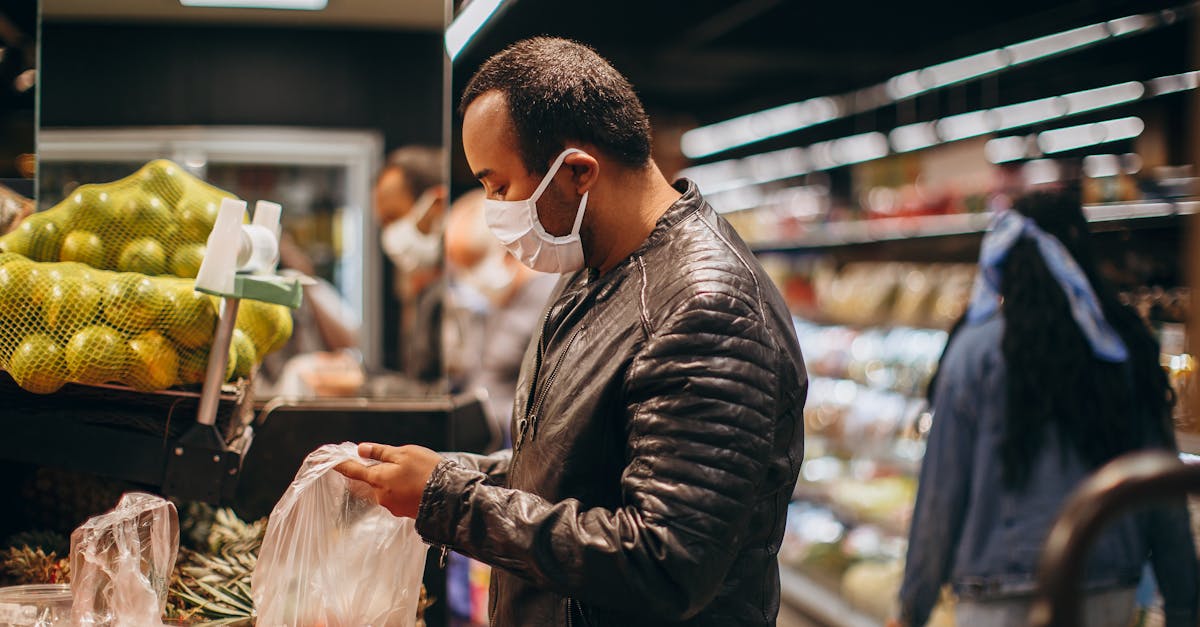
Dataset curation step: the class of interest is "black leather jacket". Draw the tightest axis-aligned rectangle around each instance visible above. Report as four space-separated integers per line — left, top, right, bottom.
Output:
417 180 807 625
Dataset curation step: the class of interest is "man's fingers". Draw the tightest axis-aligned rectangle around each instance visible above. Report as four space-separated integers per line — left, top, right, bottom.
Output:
335 460 374 485
359 442 407 464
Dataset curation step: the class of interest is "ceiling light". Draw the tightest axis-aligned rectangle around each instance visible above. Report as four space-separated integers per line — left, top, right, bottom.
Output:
890 122 939 153
936 111 994 142
1004 23 1109 65
1083 154 1122 178
681 97 840 158
1061 81 1144 114
180 0 326 8
1038 116 1144 154
919 49 1008 92
1107 14 1151 36
1149 70 1200 96
682 7 1170 157
990 96 1064 130
985 136 1030 163
831 132 889 166
445 0 505 61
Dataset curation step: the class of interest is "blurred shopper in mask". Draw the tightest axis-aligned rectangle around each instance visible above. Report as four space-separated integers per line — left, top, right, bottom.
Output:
373 145 447 379
443 188 557 446
337 37 806 626
892 189 1197 627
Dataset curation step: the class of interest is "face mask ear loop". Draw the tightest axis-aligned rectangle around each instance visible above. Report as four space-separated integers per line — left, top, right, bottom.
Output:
570 191 589 236
409 187 440 224
529 148 583 203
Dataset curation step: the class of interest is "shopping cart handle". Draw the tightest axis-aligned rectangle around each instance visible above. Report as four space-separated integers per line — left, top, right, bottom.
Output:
1030 449 1200 627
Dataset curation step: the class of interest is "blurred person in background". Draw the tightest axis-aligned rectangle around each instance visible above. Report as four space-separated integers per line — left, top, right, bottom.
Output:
891 189 1197 627
257 231 363 398
372 145 447 379
443 188 557 447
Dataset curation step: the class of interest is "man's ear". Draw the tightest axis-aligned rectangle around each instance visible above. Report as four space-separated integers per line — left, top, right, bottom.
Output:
563 150 600 196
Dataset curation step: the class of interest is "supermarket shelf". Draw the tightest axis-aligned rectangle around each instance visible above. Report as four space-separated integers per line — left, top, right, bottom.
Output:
779 566 881 627
750 200 1199 252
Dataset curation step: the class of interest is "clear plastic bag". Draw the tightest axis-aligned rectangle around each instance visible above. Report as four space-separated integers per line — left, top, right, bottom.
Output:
69 492 179 627
253 442 428 627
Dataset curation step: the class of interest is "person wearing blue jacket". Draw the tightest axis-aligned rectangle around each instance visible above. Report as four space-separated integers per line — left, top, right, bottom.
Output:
892 188 1198 627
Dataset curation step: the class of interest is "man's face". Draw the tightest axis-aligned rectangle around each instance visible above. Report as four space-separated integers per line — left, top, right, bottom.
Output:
373 167 415 226
462 90 578 237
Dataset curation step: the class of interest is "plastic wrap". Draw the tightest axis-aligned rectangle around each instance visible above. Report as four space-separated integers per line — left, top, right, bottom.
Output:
69 493 179 627
253 442 428 627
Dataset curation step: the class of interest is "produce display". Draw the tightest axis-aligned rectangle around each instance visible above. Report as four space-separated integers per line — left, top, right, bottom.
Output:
0 160 294 394
760 257 975 330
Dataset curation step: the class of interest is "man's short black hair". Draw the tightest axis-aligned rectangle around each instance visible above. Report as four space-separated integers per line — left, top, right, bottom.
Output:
460 37 652 174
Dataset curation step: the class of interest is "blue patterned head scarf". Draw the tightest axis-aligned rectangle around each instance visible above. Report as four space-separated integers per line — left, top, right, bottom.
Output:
966 210 1129 362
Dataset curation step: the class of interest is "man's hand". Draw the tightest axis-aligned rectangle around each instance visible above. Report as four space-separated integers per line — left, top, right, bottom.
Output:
335 443 444 519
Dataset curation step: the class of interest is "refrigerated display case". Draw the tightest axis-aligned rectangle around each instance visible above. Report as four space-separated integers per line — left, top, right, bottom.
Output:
36 126 385 369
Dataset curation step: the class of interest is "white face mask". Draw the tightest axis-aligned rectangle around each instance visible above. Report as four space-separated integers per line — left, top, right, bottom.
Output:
483 148 589 274
382 189 441 272
457 249 515 303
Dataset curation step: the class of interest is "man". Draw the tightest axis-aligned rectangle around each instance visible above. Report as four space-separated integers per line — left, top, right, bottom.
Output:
443 188 558 446
373 145 446 379
338 37 807 626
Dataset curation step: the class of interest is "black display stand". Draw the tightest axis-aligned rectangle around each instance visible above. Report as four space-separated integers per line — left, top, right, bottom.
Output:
0 375 491 627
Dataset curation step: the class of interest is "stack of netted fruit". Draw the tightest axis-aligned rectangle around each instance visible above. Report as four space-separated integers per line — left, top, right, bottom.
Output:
0 160 293 394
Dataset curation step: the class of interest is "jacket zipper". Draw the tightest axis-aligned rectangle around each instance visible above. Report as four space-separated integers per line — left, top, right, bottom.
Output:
525 325 584 440
566 597 575 627
515 308 553 451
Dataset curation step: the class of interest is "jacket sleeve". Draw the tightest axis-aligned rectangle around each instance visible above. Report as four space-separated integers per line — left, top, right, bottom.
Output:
415 290 782 621
898 339 978 627
440 449 512 486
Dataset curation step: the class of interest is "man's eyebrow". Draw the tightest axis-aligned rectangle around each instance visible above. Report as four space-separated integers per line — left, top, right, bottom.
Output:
473 168 492 180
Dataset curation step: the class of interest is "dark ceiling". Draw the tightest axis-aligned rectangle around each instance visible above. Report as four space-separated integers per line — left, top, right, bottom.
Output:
453 0 1191 126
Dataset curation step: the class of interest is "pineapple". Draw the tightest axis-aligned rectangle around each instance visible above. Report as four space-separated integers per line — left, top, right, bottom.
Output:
1 546 70 585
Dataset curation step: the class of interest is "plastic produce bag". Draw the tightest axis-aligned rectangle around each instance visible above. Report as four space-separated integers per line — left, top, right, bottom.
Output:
253 442 428 627
69 493 179 627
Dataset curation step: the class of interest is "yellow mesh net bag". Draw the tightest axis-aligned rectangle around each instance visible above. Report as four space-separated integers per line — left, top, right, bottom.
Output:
0 160 294 394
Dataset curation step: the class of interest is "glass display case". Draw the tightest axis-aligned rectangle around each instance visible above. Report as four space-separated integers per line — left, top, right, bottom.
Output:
36 126 385 369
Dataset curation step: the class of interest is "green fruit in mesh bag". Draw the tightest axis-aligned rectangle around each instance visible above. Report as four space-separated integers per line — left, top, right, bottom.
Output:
177 345 235 386
69 186 121 233
235 299 284 356
117 238 167 275
162 283 217 349
9 333 68 394
7 213 64 262
169 243 205 279
41 277 103 338
119 193 172 238
138 160 187 206
126 330 179 391
59 230 107 267
267 304 293 354
176 195 222 244
102 274 165 333
228 328 256 381
65 325 128 385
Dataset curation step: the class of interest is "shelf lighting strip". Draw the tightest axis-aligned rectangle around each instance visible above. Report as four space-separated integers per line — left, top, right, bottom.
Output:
683 70 1198 202
445 0 506 61
680 5 1188 159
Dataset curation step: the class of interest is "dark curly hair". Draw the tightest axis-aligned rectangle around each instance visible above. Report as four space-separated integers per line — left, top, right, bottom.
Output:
459 36 652 174
933 188 1175 489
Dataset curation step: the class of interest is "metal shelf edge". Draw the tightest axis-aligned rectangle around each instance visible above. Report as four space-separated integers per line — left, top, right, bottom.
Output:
749 200 1199 252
